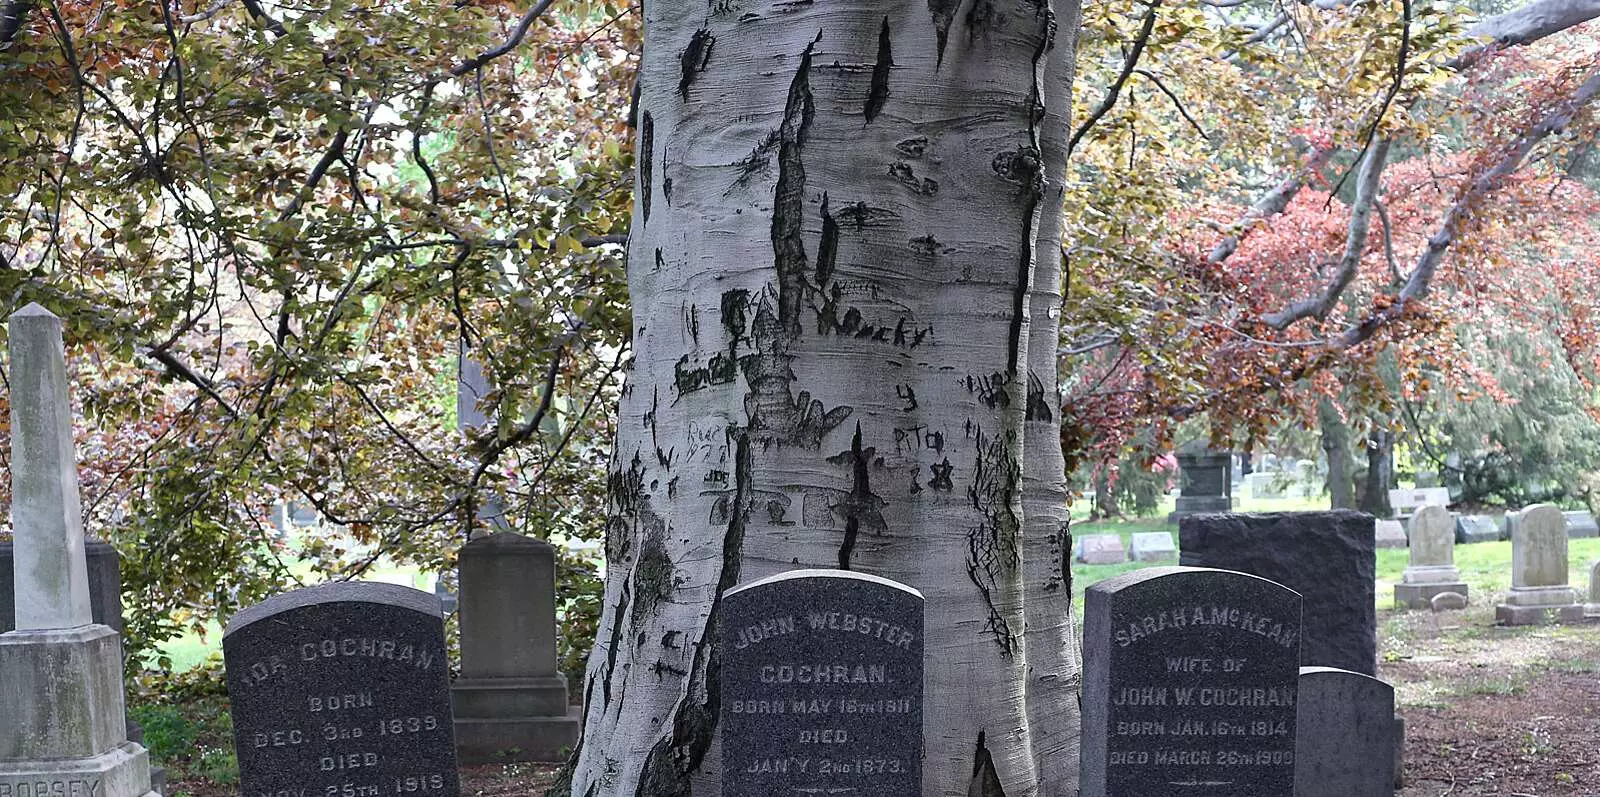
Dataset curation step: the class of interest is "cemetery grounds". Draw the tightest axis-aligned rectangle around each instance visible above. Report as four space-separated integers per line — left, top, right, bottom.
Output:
131 494 1600 797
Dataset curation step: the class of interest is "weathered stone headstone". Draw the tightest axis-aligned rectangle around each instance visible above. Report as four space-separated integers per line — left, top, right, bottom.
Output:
452 533 579 763
1245 472 1285 500
1374 519 1407 549
1394 505 1468 610
223 582 460 797
1129 532 1177 563
1293 666 1396 797
1082 567 1301 797
1078 534 1128 565
1562 510 1598 539
1586 560 1600 621
0 304 158 797
1454 514 1501 544
721 570 923 797
1179 511 1376 675
1496 504 1584 626
1169 443 1232 522
1388 487 1449 517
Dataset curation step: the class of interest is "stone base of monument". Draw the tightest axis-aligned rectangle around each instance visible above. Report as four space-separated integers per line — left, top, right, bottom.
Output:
1167 497 1230 523
1395 582 1469 610
452 677 580 762
1496 587 1584 625
0 742 160 797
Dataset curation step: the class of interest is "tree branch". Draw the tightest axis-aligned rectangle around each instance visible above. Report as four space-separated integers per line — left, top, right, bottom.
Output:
1208 146 1334 264
1068 0 1161 157
1337 69 1600 348
1262 137 1391 329
239 0 286 36
450 0 559 76
1449 0 1600 70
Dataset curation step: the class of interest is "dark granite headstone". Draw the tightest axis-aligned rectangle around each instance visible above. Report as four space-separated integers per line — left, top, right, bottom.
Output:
1294 666 1396 797
1082 567 1302 797
1454 514 1501 545
1179 511 1376 675
224 582 460 797
1170 444 1233 522
721 570 923 797
1563 511 1598 539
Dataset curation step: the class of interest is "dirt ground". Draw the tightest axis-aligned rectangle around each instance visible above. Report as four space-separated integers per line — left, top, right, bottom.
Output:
1383 605 1600 797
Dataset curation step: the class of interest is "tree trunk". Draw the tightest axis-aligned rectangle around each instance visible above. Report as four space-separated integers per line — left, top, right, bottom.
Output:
568 4 1081 797
1359 420 1394 517
1318 398 1354 509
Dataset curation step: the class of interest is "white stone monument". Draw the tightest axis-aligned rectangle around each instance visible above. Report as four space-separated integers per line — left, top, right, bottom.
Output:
1394 505 1468 609
1585 560 1600 621
0 304 159 797
1495 504 1584 626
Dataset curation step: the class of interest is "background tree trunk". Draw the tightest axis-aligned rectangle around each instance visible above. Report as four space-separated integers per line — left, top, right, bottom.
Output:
1319 398 1354 509
567 3 1082 796
1359 420 1394 517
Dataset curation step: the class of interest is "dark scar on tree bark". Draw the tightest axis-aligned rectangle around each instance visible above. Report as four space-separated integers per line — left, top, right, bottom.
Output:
927 0 959 67
772 33 819 339
633 434 750 797
1026 369 1053 421
833 422 887 570
640 111 655 226
816 193 839 289
889 161 938 195
679 29 716 99
965 0 995 42
969 730 1010 796
966 427 1021 656
730 130 781 191
865 17 893 123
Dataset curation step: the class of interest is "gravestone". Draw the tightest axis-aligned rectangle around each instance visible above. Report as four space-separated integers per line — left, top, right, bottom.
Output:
1586 560 1600 621
721 570 923 797
1245 472 1284 500
1388 487 1449 518
452 533 579 762
1394 505 1468 610
0 539 122 633
1293 666 1395 797
0 304 158 797
1374 520 1407 549
1179 511 1375 675
1454 514 1501 544
1169 443 1232 522
1430 592 1468 612
1496 504 1584 626
1078 534 1128 565
1562 511 1598 539
1082 567 1301 797
1129 532 1177 563
223 582 460 797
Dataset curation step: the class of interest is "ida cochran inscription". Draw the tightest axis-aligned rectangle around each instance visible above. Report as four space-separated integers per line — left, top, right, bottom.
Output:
721 570 923 797
1082 567 1303 797
223 582 460 797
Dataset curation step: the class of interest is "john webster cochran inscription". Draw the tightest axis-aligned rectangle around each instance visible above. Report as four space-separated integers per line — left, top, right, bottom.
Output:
721 569 923 797
1082 566 1303 797
223 582 460 797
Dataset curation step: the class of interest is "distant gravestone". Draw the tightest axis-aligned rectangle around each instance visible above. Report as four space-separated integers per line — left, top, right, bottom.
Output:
1430 592 1467 612
1180 511 1376 675
224 582 460 797
1586 560 1600 621
1129 532 1177 563
1388 488 1449 517
1246 472 1285 500
1562 511 1598 539
1170 443 1233 522
1454 514 1501 545
1395 505 1467 610
1496 504 1583 626
1082 567 1301 797
721 570 923 797
1078 535 1128 565
1294 667 1396 797
1374 520 1407 549
452 533 579 763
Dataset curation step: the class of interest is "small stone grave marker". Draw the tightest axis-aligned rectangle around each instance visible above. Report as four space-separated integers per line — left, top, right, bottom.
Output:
1374 520 1407 549
1078 535 1128 565
1129 532 1177 563
1294 666 1396 797
1587 560 1600 621
1563 511 1598 539
720 570 923 797
1082 566 1302 797
1395 505 1467 610
1454 514 1501 544
224 582 460 797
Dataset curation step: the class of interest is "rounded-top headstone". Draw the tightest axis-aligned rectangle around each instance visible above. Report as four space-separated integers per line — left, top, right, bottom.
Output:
1082 566 1303 797
1510 504 1569 589
1407 505 1454 567
223 581 460 797
720 569 924 797
1294 666 1396 797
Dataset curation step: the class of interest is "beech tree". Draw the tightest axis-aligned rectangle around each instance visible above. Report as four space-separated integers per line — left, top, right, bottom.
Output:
563 3 1083 796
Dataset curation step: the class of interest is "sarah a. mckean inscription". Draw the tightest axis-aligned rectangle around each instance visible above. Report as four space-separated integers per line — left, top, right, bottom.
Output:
721 570 924 797
1082 566 1304 797
223 582 460 797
